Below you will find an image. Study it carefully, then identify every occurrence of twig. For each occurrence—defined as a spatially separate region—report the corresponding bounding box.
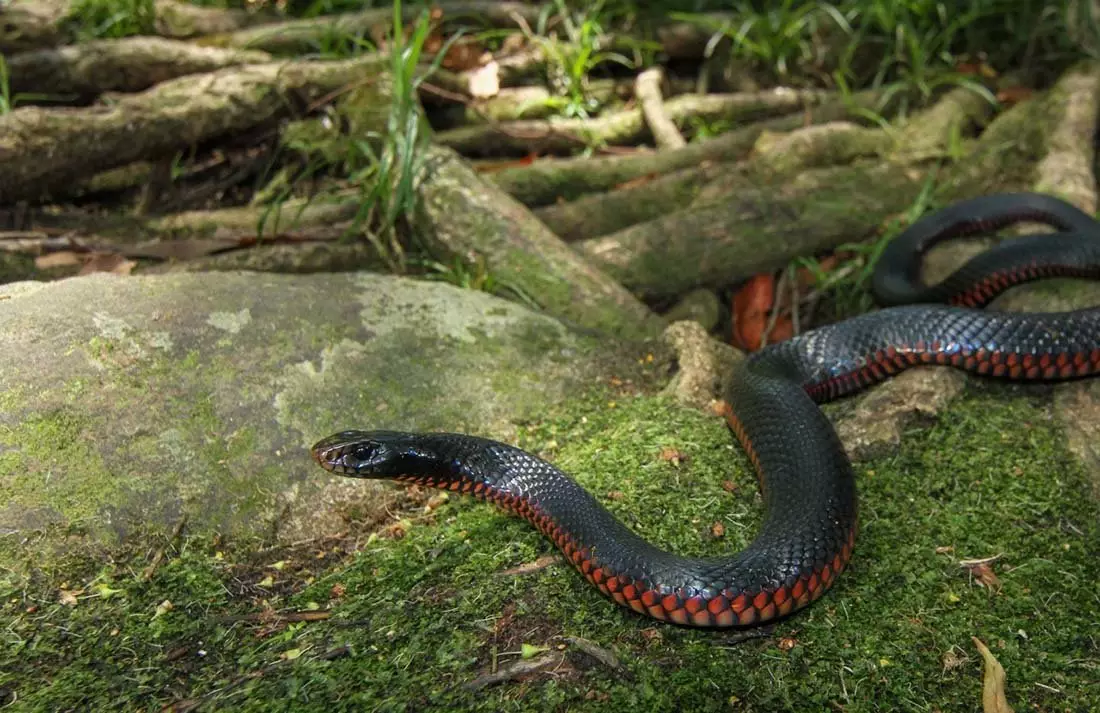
[759,268,789,347]
[789,264,802,335]
[141,514,189,582]
[461,652,562,691]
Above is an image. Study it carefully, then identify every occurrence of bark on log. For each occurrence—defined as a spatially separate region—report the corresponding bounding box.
[416,146,664,340]
[535,162,728,242]
[575,161,925,300]
[208,1,544,54]
[0,0,70,54]
[489,89,887,206]
[0,0,270,54]
[6,37,271,98]
[435,87,833,157]
[888,85,996,163]
[0,54,388,204]
[635,67,686,149]
[537,121,890,242]
[153,0,272,38]
[1033,61,1100,213]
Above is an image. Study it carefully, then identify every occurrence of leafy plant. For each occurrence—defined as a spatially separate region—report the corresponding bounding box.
[344,0,459,272]
[796,172,939,318]
[529,0,635,119]
[418,255,540,309]
[673,1,849,84]
[67,0,156,39]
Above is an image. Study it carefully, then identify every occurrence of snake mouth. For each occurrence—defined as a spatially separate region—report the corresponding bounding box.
[311,430,404,477]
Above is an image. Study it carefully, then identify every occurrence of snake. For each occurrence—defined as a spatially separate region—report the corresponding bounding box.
[312,192,1100,628]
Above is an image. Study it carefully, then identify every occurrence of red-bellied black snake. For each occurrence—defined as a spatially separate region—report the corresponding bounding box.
[313,192,1100,627]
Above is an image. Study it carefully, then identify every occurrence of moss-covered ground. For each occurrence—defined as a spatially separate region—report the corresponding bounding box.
[2,382,1098,711]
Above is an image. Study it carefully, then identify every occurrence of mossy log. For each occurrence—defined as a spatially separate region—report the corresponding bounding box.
[574,161,924,300]
[6,37,271,98]
[570,85,999,299]
[0,0,269,54]
[208,1,544,54]
[435,87,834,157]
[0,54,388,204]
[537,121,890,242]
[416,146,664,340]
[488,89,887,206]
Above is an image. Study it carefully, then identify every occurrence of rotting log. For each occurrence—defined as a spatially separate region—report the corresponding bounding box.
[488,89,887,206]
[6,37,271,98]
[0,54,389,204]
[207,1,544,54]
[575,161,926,300]
[888,85,996,163]
[153,0,273,38]
[435,87,834,157]
[537,120,891,242]
[535,162,728,242]
[0,0,270,54]
[416,146,664,340]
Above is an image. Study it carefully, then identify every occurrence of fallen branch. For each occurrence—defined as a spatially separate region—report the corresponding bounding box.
[6,37,272,98]
[436,87,833,157]
[208,1,544,54]
[489,89,888,205]
[0,54,388,204]
[635,67,686,149]
[416,146,664,340]
[462,653,563,692]
[0,0,271,54]
[535,162,726,242]
[537,120,891,242]
[575,160,925,300]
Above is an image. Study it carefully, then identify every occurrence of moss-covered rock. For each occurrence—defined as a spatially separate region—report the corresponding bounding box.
[0,271,643,570]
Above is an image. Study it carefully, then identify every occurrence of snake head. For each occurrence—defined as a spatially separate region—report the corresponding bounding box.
[311,430,410,477]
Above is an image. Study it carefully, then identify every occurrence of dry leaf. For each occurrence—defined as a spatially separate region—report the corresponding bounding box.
[995,86,1033,106]
[972,637,1014,713]
[731,273,776,351]
[58,589,81,606]
[658,447,686,466]
[442,36,486,71]
[960,555,1003,592]
[499,554,559,576]
[710,521,725,538]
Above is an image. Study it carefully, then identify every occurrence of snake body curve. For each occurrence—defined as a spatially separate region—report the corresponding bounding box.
[313,193,1100,628]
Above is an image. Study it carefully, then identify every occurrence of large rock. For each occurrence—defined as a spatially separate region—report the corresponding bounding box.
[0,271,634,563]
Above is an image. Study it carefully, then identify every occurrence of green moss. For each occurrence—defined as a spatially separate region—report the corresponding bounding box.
[2,385,1097,710]
[0,408,123,526]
